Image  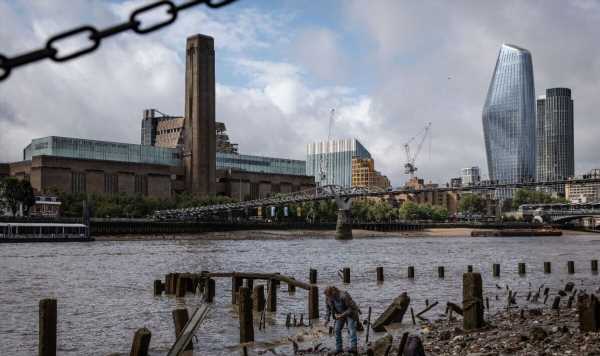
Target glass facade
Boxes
[216,152,306,176]
[536,88,574,185]
[23,136,181,166]
[306,138,371,187]
[482,44,536,191]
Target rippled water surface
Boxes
[1,233,600,355]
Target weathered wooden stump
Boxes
[309,269,317,284]
[552,296,561,310]
[544,261,552,274]
[204,278,215,303]
[371,292,410,332]
[176,276,187,298]
[153,280,163,296]
[567,261,575,274]
[492,264,500,277]
[238,287,254,343]
[447,302,463,316]
[407,266,415,279]
[577,294,600,332]
[438,266,445,278]
[267,279,277,312]
[130,327,151,356]
[232,275,243,305]
[308,285,319,319]
[376,266,384,282]
[592,259,599,272]
[172,308,193,352]
[39,298,57,356]
[252,285,265,312]
[342,267,350,283]
[463,272,484,330]
[565,282,575,292]
[404,335,426,356]
[518,263,526,275]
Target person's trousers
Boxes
[334,317,357,352]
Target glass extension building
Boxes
[306,138,371,187]
[216,152,306,176]
[23,136,182,166]
[482,44,536,191]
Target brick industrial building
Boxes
[0,34,314,201]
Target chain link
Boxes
[0,0,238,82]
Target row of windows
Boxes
[70,172,149,195]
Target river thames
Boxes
[1,233,599,355]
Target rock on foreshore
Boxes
[419,305,600,355]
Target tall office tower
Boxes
[482,44,536,197]
[536,88,574,188]
[306,138,371,187]
[184,34,216,196]
[461,166,481,186]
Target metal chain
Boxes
[0,0,238,82]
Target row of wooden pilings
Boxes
[326,259,599,283]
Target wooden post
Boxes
[232,275,243,304]
[397,332,409,356]
[309,269,317,284]
[552,296,561,310]
[407,266,415,279]
[518,263,526,275]
[288,281,296,295]
[492,264,500,277]
[153,280,163,296]
[308,286,319,319]
[238,287,254,343]
[438,266,445,278]
[176,276,186,298]
[544,262,551,274]
[244,279,254,291]
[343,267,350,283]
[204,278,215,303]
[463,273,484,330]
[376,267,384,282]
[39,298,57,356]
[467,265,473,273]
[592,259,599,272]
[267,279,277,312]
[567,261,575,274]
[365,306,372,343]
[253,285,265,312]
[172,308,193,352]
[130,327,151,356]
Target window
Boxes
[71,172,86,193]
[104,174,118,194]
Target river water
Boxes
[1,233,599,355]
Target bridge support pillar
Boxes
[335,209,352,240]
[335,196,352,240]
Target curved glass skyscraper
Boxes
[482,44,536,190]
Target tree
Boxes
[511,188,567,210]
[459,193,486,215]
[1,178,23,216]
[17,180,35,215]
[399,201,420,220]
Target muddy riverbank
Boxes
[94,227,591,241]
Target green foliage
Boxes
[56,192,235,218]
[511,188,567,210]
[458,193,486,215]
[0,178,35,216]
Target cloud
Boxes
[1,0,600,188]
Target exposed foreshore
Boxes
[94,227,592,241]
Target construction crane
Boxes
[404,122,432,178]
[319,108,335,186]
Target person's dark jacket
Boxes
[325,291,361,321]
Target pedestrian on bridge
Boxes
[323,286,361,355]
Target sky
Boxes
[1,0,600,186]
